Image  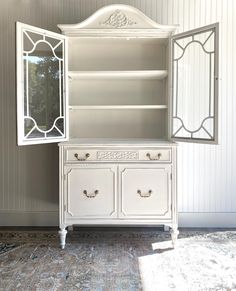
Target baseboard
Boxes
[179,212,236,227]
[0,210,59,226]
[1,211,236,227]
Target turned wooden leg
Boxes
[59,227,67,249]
[170,224,179,248]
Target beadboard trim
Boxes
[0,211,59,226]
[179,212,236,228]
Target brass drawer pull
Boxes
[74,153,90,161]
[137,189,152,198]
[83,190,99,198]
[146,152,162,160]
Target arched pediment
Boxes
[58,5,177,37]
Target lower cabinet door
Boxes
[119,165,172,219]
[65,165,117,218]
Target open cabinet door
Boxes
[17,22,68,145]
[170,23,219,143]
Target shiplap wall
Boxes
[0,0,235,226]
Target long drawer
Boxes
[64,148,172,163]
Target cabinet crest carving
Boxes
[101,10,137,28]
[97,151,138,160]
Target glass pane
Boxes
[20,26,66,143]
[172,25,218,142]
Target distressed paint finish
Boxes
[0,0,235,226]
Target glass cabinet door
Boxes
[170,23,219,143]
[17,22,68,145]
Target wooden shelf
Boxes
[69,105,167,110]
[68,70,168,80]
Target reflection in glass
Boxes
[172,28,216,141]
[23,30,64,140]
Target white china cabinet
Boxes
[16,5,219,248]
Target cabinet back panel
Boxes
[68,38,167,70]
[69,109,167,139]
[69,79,166,106]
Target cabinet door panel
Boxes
[170,23,219,143]
[65,166,117,218]
[17,22,68,145]
[119,165,171,219]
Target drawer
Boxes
[65,147,171,163]
[119,165,171,219]
[65,148,97,162]
[65,165,117,218]
[139,148,171,162]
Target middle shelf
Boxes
[69,105,168,110]
[68,70,168,80]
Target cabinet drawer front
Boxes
[120,165,171,219]
[139,149,171,162]
[65,149,97,162]
[65,147,171,163]
[65,166,116,218]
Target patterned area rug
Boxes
[0,229,236,291]
[0,242,19,255]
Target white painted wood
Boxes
[63,219,177,226]
[170,23,219,143]
[58,4,177,37]
[59,228,67,249]
[60,142,177,248]
[59,138,176,147]
[69,105,167,110]
[139,149,171,162]
[170,223,179,248]
[68,70,168,80]
[64,165,117,218]
[66,149,97,162]
[16,22,68,145]
[64,147,172,163]
[0,0,234,228]
[119,165,171,219]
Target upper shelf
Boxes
[68,70,168,80]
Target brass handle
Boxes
[137,189,152,198]
[83,190,99,198]
[146,152,162,160]
[74,153,90,161]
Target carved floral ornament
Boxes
[97,151,138,160]
[101,10,137,28]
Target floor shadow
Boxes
[154,247,173,253]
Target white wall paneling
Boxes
[0,0,235,226]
